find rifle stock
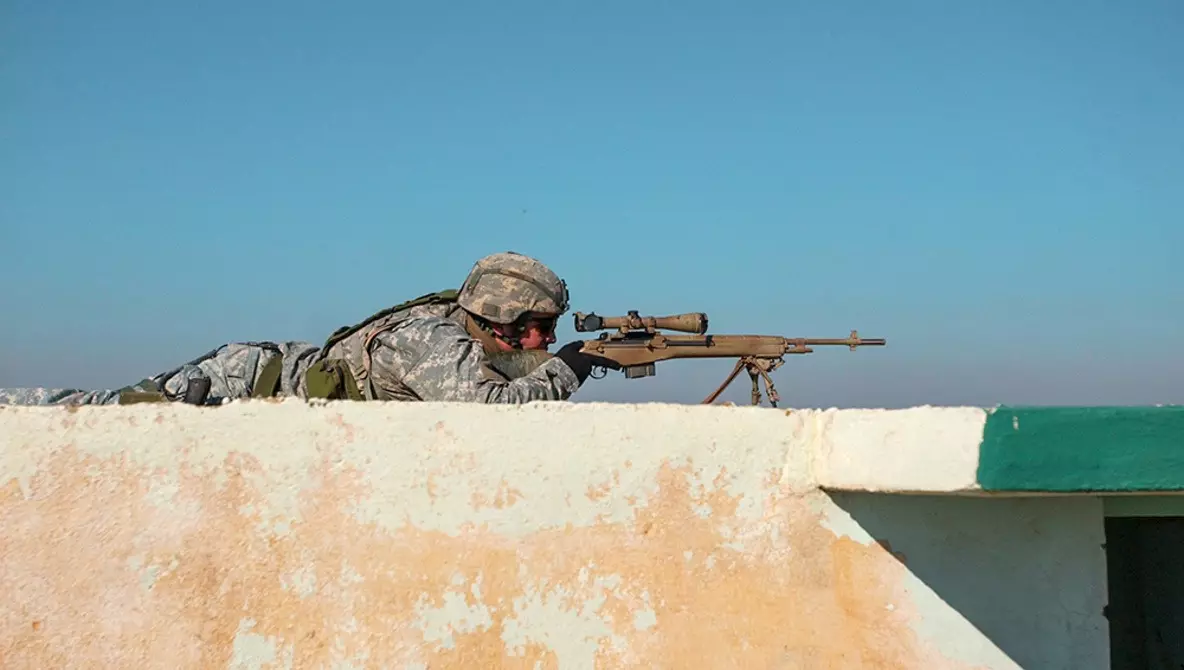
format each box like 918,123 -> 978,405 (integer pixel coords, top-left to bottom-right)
572,310 -> 885,407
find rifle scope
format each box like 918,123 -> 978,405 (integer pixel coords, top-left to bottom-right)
573,310 -> 709,334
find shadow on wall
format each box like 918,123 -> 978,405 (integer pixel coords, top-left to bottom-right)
828,492 -> 1110,670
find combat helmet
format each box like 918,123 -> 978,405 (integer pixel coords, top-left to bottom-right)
457,251 -> 570,325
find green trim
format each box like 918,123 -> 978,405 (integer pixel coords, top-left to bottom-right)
977,406 -> 1184,492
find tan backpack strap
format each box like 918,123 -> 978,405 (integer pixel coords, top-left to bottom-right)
464,313 -> 503,356
360,325 -> 386,398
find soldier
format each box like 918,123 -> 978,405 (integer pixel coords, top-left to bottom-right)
0,251 -> 618,406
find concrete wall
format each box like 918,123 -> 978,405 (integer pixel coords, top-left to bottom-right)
1,401 -> 1110,668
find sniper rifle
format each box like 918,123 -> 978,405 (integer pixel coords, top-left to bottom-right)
572,310 -> 885,407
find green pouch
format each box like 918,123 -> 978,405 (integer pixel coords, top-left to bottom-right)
304,359 -> 364,401
117,378 -> 167,404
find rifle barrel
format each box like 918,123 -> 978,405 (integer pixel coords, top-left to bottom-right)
796,338 -> 886,346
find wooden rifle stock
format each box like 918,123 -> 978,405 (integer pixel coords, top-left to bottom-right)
572,310 -> 885,407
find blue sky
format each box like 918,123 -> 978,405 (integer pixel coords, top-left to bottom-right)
2,1 -> 1180,408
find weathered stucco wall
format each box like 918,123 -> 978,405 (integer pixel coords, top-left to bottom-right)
1,401 -> 1109,668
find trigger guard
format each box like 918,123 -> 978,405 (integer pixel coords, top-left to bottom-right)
590,366 -> 607,380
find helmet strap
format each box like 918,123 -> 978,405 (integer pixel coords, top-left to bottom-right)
494,327 -> 523,349
468,314 -> 523,350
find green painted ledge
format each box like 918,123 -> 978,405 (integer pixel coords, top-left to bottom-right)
977,406 -> 1184,492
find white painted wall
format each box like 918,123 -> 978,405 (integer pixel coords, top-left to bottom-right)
0,401 -> 1111,668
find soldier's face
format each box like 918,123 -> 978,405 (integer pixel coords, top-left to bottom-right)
514,315 -> 558,350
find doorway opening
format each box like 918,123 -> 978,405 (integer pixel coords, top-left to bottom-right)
1104,513 -> 1184,669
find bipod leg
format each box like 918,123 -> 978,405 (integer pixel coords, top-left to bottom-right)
747,366 -> 762,405
762,371 -> 781,408
702,359 -> 746,404
742,359 -> 782,408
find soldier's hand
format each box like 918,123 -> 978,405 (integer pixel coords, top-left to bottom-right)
554,341 -> 620,383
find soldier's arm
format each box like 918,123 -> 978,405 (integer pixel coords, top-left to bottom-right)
367,317 -> 581,403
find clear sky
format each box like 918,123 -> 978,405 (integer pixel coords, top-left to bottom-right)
2,1 -> 1181,408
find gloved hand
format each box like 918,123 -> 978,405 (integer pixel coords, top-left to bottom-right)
554,341 -> 621,384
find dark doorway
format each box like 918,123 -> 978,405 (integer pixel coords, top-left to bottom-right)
1105,516 -> 1184,669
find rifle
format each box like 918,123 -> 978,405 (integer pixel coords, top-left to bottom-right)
573,310 -> 885,407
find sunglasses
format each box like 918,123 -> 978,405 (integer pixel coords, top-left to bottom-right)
525,315 -> 558,334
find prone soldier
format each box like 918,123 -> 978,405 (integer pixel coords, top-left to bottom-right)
0,251 -> 618,406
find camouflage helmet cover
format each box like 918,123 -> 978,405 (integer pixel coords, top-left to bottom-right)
457,251 -> 570,325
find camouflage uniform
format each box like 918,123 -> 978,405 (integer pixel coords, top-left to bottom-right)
0,341 -> 319,406
0,252 -> 584,406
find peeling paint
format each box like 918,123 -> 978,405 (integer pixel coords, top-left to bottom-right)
414,575 -> 495,650
230,618 -> 280,670
280,561 -> 318,599
0,402 -> 1107,668
501,575 -> 627,669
